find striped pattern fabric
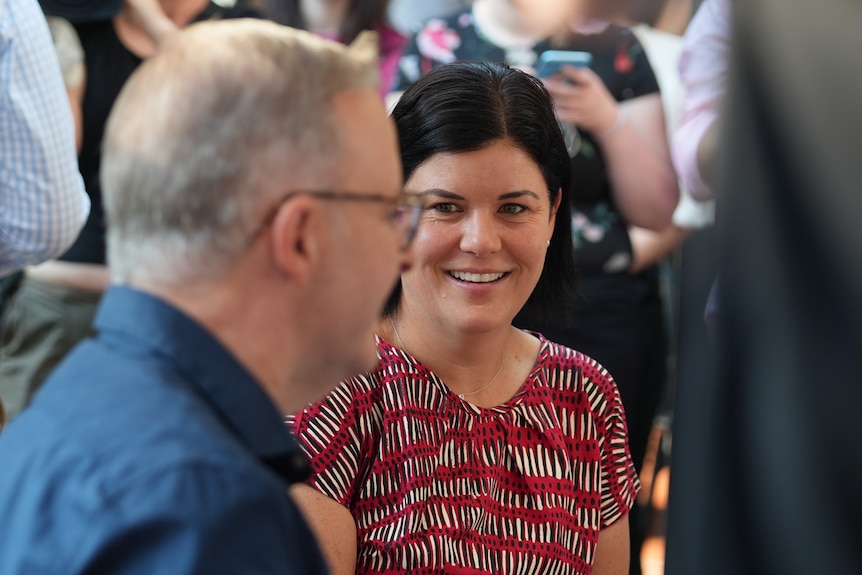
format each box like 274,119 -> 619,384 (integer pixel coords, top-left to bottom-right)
291,335 -> 639,574
0,0 -> 88,275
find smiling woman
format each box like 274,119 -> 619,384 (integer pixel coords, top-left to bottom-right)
399,142 -> 560,337
288,61 -> 639,575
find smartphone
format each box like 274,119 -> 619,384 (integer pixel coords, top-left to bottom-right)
535,50 -> 593,78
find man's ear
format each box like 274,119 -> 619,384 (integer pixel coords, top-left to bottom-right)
268,196 -> 321,286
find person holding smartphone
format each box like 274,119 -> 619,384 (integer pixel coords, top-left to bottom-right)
525,21 -> 679,575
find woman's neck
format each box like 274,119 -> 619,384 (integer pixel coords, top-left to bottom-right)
383,310 -> 510,381
381,309 -> 541,408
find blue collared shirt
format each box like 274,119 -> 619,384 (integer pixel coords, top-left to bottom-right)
0,0 -> 89,275
0,286 -> 328,574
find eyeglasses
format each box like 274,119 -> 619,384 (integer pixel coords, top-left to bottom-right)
250,190 -> 425,249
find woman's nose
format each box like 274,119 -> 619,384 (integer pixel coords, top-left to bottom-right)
459,211 -> 501,256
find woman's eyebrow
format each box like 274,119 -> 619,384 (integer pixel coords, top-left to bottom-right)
413,189 -> 541,200
415,189 -> 463,200
500,190 -> 541,200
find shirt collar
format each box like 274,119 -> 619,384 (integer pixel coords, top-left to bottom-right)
94,286 -> 310,482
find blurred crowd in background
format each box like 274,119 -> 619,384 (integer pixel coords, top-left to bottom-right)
1,0 -> 859,574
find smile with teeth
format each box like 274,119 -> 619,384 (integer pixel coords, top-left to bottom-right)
449,271 -> 506,283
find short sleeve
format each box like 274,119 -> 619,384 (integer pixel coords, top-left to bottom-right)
0,1 -> 89,275
580,25 -> 660,103
290,375 -> 382,508
618,30 -> 660,100
589,363 -> 640,528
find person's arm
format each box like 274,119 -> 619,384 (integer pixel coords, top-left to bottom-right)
671,0 -> 731,201
46,17 -> 86,153
548,67 -> 679,231
592,516 -> 631,575
600,93 -> 679,230
113,0 -> 182,59
290,484 -> 358,575
0,1 -> 89,276
122,0 -> 179,47
66,69 -> 87,154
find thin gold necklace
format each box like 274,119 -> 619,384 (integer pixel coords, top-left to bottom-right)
388,316 -> 505,400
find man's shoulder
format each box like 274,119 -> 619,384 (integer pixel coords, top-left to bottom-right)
42,335 -> 195,412
14,335 -> 238,478
0,344 -> 307,573
0,425 -> 321,573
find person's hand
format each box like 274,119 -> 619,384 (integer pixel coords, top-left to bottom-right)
543,65 -> 619,136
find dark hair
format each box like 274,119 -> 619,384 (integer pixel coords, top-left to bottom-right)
260,0 -> 389,44
386,61 -> 578,326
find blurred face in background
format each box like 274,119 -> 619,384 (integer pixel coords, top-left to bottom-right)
509,0 -> 578,37
513,0 -> 663,31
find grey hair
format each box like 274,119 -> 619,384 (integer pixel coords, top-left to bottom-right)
101,19 -> 380,285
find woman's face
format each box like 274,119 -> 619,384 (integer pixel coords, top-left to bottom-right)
400,140 -> 559,335
512,0 -> 633,32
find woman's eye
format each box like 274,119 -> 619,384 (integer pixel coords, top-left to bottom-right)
429,202 -> 458,214
500,203 -> 526,215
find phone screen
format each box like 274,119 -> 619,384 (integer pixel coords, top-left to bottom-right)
535,50 -> 593,78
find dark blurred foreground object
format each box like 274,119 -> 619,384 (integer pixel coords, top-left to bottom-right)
40,0 -> 121,21
666,0 -> 862,574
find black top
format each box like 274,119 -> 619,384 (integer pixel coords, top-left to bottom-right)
549,25 -> 659,276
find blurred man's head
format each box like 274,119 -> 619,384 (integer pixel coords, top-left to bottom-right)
102,20 -> 382,285
101,20 -> 412,410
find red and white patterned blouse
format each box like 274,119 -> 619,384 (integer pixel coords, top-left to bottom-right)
290,334 -> 639,575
